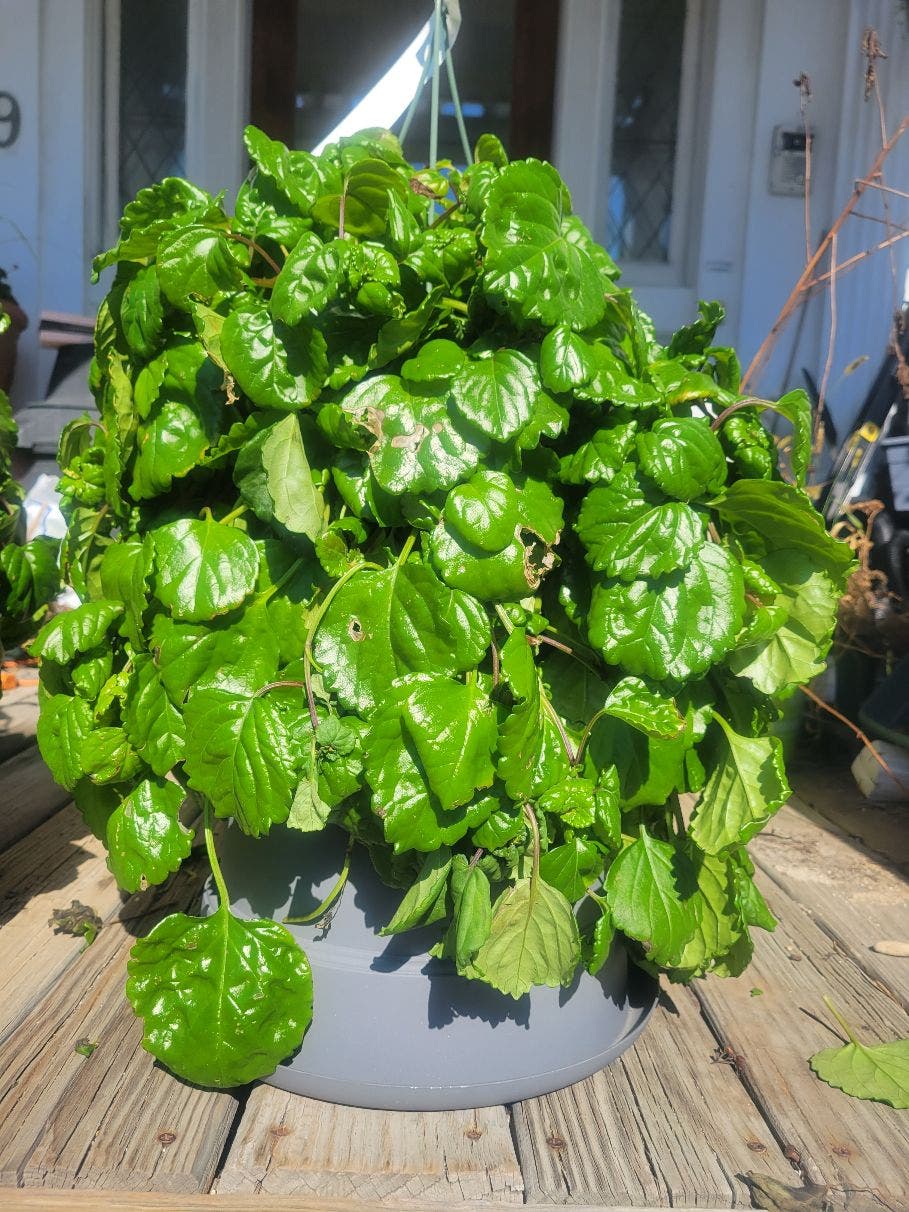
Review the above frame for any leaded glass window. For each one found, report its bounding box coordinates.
[606,0,687,263]
[118,0,188,214]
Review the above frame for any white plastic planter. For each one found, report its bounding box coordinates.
[201,825,657,1110]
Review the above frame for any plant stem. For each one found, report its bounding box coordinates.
[284,837,353,923]
[203,800,230,909]
[494,603,515,634]
[522,803,541,904]
[226,231,282,275]
[822,995,859,1045]
[396,533,417,565]
[441,296,469,314]
[219,502,248,527]
[575,708,608,766]
[254,556,305,605]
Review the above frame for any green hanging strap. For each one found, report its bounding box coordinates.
[397,0,473,172]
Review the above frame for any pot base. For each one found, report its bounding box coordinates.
[202,825,658,1110]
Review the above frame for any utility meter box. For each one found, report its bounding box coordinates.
[769,126,812,196]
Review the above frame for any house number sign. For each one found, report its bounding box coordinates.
[0,92,21,148]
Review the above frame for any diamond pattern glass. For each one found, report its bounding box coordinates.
[607,0,686,263]
[118,0,188,214]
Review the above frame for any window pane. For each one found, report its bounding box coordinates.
[294,0,513,166]
[607,0,686,263]
[119,0,188,212]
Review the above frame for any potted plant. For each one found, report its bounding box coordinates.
[33,128,852,1100]
[0,269,28,396]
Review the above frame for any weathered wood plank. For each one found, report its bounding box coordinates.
[0,684,40,761]
[751,799,909,1012]
[216,1085,523,1201]
[0,1193,740,1212]
[789,759,909,874]
[0,860,240,1193]
[0,743,72,852]
[691,871,909,1209]
[511,985,793,1208]
[0,803,119,1040]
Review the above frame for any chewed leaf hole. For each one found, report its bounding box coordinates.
[348,617,366,641]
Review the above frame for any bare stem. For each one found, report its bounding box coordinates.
[799,683,909,796]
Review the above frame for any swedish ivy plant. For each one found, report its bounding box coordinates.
[34,127,853,1089]
[0,391,60,661]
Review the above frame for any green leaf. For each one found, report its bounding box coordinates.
[588,543,744,681]
[81,727,146,785]
[156,225,246,308]
[123,654,187,777]
[444,470,519,553]
[471,877,580,998]
[540,323,594,393]
[714,480,855,581]
[0,536,59,620]
[688,715,790,852]
[313,561,490,714]
[271,234,349,324]
[234,415,324,542]
[449,350,541,442]
[539,839,603,903]
[482,160,607,331]
[673,853,741,973]
[32,600,122,663]
[497,632,571,800]
[401,338,465,383]
[98,536,152,648]
[151,517,259,622]
[36,694,93,790]
[287,771,332,832]
[557,422,638,486]
[604,829,696,966]
[602,677,684,738]
[453,864,492,968]
[810,1017,909,1109]
[106,778,192,892]
[771,389,812,485]
[576,471,706,580]
[636,418,727,500]
[131,397,221,500]
[726,549,840,696]
[584,908,616,975]
[221,301,327,410]
[364,678,478,853]
[666,300,725,358]
[429,523,545,602]
[119,264,164,357]
[71,648,114,702]
[312,157,409,238]
[381,848,453,934]
[401,676,498,811]
[127,906,313,1087]
[340,375,481,495]
[183,686,302,835]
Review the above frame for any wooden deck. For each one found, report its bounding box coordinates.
[1,683,907,1212]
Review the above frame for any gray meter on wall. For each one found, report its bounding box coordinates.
[769,125,812,196]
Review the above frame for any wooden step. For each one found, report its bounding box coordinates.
[0,744,71,853]
[0,685,40,762]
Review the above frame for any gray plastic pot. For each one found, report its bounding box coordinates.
[200,824,657,1110]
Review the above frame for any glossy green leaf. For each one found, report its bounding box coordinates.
[576,471,706,580]
[81,726,146,785]
[221,301,327,410]
[106,778,191,892]
[673,853,741,974]
[429,522,544,602]
[450,349,540,441]
[482,160,607,331]
[453,864,493,968]
[32,600,122,664]
[637,417,728,500]
[444,470,519,553]
[557,422,638,486]
[271,233,349,324]
[235,414,324,541]
[127,906,313,1087]
[497,632,571,800]
[340,375,480,495]
[122,654,187,777]
[99,536,152,647]
[688,714,790,853]
[401,676,498,811]
[120,264,164,357]
[131,397,221,500]
[151,517,259,622]
[539,839,603,904]
[602,677,684,738]
[540,323,594,392]
[604,829,696,966]
[0,536,60,619]
[157,225,246,308]
[472,876,580,998]
[36,694,93,790]
[183,685,302,835]
[589,543,744,681]
[313,560,490,714]
[381,848,453,935]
